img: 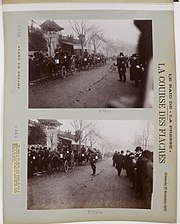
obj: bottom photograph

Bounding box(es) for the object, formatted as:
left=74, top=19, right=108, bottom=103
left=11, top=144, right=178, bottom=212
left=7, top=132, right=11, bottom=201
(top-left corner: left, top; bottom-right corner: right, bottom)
left=27, top=119, right=153, bottom=210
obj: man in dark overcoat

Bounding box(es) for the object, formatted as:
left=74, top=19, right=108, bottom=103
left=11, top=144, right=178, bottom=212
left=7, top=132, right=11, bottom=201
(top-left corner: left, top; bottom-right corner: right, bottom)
left=141, top=150, right=153, bottom=208
left=117, top=52, right=126, bottom=82
left=112, top=151, right=118, bottom=167
left=130, top=54, right=142, bottom=87
left=134, top=146, right=143, bottom=197
left=124, top=150, right=131, bottom=177
left=116, top=150, right=125, bottom=176
left=89, top=152, right=97, bottom=175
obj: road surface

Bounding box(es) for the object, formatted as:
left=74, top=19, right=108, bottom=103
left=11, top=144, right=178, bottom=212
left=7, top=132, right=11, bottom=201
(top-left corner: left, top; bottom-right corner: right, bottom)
left=28, top=158, right=145, bottom=210
left=29, top=63, right=141, bottom=108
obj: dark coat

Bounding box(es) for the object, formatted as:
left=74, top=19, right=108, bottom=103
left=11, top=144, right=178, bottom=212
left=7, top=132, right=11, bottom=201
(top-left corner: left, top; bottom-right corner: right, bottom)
left=116, top=154, right=124, bottom=168
left=113, top=153, right=118, bottom=161
left=130, top=57, right=142, bottom=81
left=124, top=154, right=131, bottom=170
left=117, top=56, right=126, bottom=73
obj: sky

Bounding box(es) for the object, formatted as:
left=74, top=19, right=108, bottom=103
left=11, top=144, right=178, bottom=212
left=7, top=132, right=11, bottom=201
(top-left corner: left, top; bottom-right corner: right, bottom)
left=30, top=19, right=140, bottom=45
left=58, top=120, right=153, bottom=151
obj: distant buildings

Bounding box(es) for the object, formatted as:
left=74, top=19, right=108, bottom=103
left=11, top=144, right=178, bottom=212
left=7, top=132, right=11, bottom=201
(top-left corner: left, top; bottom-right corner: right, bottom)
left=28, top=20, right=87, bottom=57
left=29, top=119, right=78, bottom=150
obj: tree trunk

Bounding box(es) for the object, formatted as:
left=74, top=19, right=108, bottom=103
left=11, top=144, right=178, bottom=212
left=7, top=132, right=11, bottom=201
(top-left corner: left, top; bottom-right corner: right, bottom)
left=81, top=45, right=84, bottom=57
left=93, top=41, right=96, bottom=55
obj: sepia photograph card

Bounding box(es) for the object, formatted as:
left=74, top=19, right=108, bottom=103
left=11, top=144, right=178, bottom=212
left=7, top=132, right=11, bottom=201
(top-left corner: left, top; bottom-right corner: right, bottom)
left=2, top=2, right=177, bottom=224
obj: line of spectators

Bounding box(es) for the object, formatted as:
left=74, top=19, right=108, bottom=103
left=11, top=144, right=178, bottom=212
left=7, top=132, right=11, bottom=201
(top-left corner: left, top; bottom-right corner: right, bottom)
left=112, top=146, right=153, bottom=209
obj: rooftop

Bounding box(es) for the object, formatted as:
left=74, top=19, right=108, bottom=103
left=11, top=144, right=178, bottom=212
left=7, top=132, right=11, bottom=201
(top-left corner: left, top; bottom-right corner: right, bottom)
left=38, top=119, right=63, bottom=126
left=40, top=20, right=64, bottom=32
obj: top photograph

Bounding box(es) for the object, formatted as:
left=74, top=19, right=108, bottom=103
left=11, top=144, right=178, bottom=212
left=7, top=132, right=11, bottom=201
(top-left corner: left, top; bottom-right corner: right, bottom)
left=28, top=19, right=153, bottom=108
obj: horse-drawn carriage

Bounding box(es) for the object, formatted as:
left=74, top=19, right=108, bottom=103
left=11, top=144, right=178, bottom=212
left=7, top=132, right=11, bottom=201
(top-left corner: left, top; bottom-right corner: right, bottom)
left=95, top=55, right=102, bottom=67
left=76, top=146, right=90, bottom=165
left=81, top=55, right=96, bottom=70
left=95, top=54, right=106, bottom=67
left=28, top=142, right=103, bottom=178
left=74, top=54, right=96, bottom=71
left=72, top=145, right=103, bottom=165
left=82, top=56, right=90, bottom=70
left=29, top=51, right=76, bottom=83
left=54, top=52, right=76, bottom=79
left=88, top=148, right=103, bottom=161
left=28, top=137, right=76, bottom=177
left=50, top=136, right=76, bottom=173
left=45, top=147, right=75, bottom=175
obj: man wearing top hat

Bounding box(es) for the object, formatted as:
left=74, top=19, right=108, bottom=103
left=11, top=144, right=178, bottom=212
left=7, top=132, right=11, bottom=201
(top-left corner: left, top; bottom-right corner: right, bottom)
left=117, top=52, right=126, bottom=82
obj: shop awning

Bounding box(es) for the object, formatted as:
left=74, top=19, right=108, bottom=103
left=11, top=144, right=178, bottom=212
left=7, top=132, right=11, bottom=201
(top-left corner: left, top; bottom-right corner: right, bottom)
left=60, top=41, right=76, bottom=46
left=60, top=41, right=88, bottom=50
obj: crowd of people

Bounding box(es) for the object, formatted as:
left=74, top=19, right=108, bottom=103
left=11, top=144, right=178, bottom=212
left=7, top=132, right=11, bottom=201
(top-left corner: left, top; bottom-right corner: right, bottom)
left=28, top=144, right=152, bottom=207
left=29, top=46, right=146, bottom=91
left=29, top=48, right=107, bottom=83
left=112, top=146, right=153, bottom=208
left=28, top=145, right=103, bottom=178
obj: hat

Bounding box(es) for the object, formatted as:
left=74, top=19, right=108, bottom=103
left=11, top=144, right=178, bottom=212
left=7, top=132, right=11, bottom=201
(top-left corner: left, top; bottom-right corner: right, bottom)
left=120, top=52, right=124, bottom=56
left=135, top=146, right=143, bottom=152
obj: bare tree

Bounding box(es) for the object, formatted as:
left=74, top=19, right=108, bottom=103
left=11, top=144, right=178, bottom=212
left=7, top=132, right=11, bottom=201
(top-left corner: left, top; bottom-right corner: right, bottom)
left=70, top=120, right=101, bottom=150
left=86, top=122, right=101, bottom=149
left=88, top=25, right=107, bottom=54
left=71, top=120, right=91, bottom=150
left=134, top=133, right=142, bottom=148
left=143, top=121, right=151, bottom=150
left=69, top=20, right=92, bottom=56
left=97, top=136, right=115, bottom=155
left=133, top=121, right=153, bottom=150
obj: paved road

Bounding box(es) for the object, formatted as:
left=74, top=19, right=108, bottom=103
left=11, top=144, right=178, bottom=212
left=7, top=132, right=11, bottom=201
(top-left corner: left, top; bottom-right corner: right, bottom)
left=28, top=158, right=144, bottom=210
left=29, top=63, right=141, bottom=108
